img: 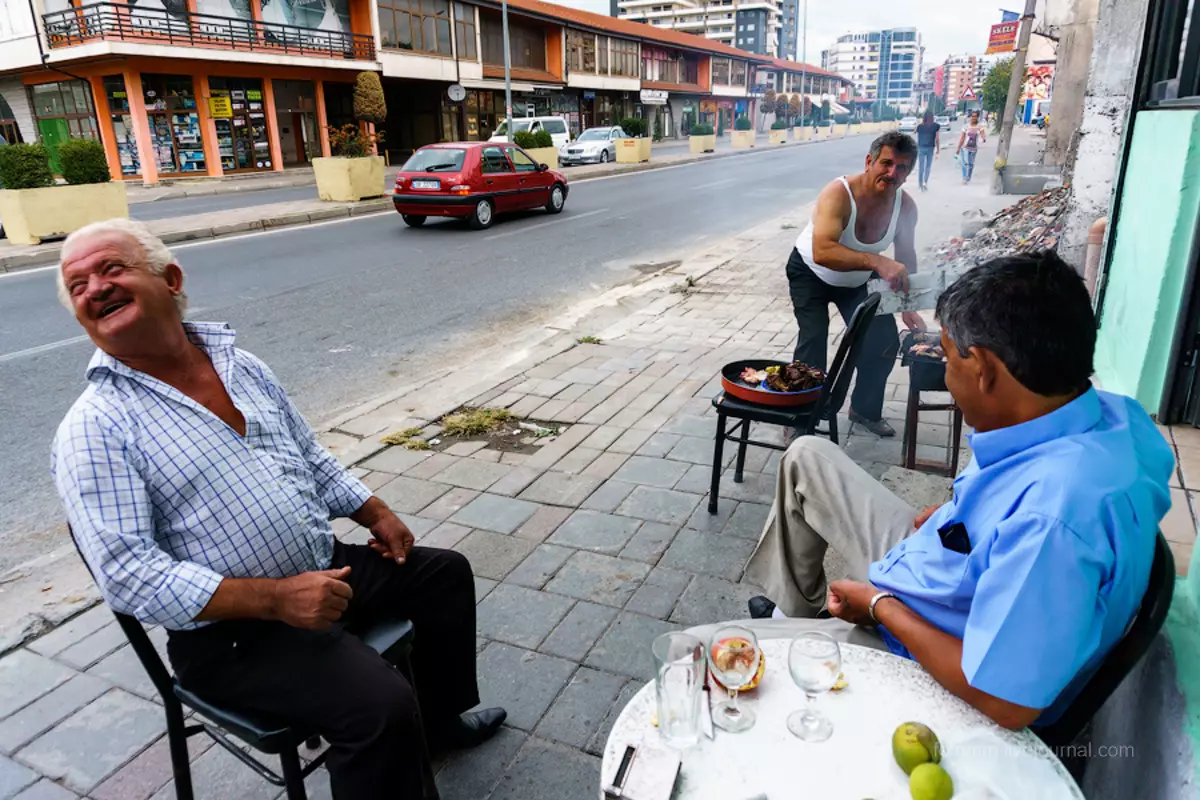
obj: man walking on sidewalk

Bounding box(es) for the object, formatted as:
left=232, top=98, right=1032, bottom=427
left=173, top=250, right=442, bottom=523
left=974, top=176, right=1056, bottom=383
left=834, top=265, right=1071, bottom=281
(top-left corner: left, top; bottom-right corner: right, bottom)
left=787, top=132, right=925, bottom=438
left=915, top=111, right=941, bottom=191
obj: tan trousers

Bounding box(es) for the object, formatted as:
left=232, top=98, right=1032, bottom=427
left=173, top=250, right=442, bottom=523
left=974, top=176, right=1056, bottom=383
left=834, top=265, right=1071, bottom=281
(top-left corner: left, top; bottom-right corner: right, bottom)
left=744, top=436, right=918, bottom=619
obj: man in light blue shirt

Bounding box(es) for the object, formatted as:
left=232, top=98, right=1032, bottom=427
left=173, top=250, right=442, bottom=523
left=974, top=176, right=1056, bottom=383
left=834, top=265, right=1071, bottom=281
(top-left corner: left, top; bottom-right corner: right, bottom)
left=742, top=251, right=1173, bottom=731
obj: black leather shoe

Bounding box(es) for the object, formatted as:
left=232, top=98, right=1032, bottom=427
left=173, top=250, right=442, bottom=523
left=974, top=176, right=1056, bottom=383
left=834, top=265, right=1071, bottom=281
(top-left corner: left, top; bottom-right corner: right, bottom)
left=433, top=708, right=507, bottom=750
left=849, top=411, right=896, bottom=438
left=748, top=596, right=776, bottom=620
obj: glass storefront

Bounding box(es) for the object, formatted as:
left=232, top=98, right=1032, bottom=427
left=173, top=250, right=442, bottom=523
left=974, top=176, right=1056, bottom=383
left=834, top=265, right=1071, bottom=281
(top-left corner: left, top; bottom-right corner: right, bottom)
left=141, top=74, right=206, bottom=175
left=103, top=76, right=140, bottom=177
left=29, top=79, right=98, bottom=174
left=209, top=77, right=273, bottom=172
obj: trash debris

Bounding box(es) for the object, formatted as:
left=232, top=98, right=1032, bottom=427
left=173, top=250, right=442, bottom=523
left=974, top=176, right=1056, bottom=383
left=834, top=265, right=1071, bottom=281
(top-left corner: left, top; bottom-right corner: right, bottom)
left=429, top=438, right=441, bottom=445
left=931, top=186, right=1068, bottom=274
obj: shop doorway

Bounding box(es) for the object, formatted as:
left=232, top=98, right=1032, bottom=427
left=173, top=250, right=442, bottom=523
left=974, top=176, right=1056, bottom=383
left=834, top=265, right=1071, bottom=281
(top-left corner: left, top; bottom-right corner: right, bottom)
left=209, top=77, right=273, bottom=172
left=382, top=78, right=444, bottom=164
left=272, top=80, right=318, bottom=167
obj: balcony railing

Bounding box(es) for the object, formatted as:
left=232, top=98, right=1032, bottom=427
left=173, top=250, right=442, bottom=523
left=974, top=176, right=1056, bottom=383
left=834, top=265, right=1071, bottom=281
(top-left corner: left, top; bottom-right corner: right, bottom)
left=43, top=2, right=375, bottom=61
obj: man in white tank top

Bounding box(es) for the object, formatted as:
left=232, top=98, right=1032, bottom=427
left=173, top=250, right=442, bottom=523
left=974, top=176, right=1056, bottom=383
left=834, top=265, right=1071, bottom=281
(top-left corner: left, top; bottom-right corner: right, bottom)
left=787, top=131, right=924, bottom=437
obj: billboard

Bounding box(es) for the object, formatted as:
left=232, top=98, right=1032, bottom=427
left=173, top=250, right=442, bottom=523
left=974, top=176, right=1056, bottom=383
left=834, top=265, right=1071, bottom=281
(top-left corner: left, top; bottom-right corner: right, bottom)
left=1022, top=65, right=1055, bottom=101
left=987, top=21, right=1018, bottom=54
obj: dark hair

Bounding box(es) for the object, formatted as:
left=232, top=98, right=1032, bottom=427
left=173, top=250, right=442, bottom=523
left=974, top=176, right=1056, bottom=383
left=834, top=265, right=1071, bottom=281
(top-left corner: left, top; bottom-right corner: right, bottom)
left=869, top=132, right=917, bottom=162
left=935, top=250, right=1096, bottom=396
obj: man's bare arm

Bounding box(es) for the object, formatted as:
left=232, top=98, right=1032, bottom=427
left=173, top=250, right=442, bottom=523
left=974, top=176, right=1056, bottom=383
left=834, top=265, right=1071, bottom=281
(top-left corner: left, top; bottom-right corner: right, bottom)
left=810, top=181, right=892, bottom=274
left=894, top=193, right=919, bottom=274
left=195, top=568, right=353, bottom=630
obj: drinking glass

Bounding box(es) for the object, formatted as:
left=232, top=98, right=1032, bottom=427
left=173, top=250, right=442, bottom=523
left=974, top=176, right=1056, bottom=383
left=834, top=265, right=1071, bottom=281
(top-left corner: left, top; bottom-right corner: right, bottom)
left=652, top=632, right=705, bottom=749
left=707, top=625, right=761, bottom=733
left=787, top=632, right=842, bottom=742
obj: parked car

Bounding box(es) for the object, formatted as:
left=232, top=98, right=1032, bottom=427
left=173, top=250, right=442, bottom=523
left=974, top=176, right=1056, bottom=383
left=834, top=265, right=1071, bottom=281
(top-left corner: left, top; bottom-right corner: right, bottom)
left=488, top=116, right=571, bottom=149
left=392, top=142, right=569, bottom=230
left=934, top=115, right=951, bottom=129
left=559, top=126, right=627, bottom=165
left=898, top=116, right=919, bottom=133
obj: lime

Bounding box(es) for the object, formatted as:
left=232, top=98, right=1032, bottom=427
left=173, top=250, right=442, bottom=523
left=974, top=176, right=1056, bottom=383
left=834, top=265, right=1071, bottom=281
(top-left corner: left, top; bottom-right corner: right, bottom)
left=909, top=763, right=954, bottom=800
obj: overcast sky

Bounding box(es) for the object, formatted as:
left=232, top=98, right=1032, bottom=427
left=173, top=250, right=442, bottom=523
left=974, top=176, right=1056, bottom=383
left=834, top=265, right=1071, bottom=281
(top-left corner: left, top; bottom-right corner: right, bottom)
left=795, top=1, right=1012, bottom=67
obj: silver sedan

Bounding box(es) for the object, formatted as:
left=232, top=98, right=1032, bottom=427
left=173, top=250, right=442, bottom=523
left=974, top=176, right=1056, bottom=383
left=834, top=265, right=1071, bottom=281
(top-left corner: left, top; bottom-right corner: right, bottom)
left=559, top=126, right=628, bottom=166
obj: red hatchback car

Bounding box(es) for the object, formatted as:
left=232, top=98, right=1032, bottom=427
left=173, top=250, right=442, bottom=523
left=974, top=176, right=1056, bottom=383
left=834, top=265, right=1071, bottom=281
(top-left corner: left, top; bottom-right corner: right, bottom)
left=392, top=142, right=569, bottom=230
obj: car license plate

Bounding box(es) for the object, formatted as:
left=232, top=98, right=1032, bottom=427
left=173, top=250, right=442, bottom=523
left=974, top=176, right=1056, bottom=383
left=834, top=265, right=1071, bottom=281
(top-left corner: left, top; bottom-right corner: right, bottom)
left=412, top=179, right=439, bottom=189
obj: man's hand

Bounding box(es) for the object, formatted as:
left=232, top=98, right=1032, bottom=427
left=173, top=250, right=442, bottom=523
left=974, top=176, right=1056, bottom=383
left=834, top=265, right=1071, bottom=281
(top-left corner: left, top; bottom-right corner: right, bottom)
left=271, top=568, right=353, bottom=630
left=901, top=312, right=927, bottom=332
left=351, top=496, right=415, bottom=564
left=914, top=504, right=942, bottom=529
left=873, top=257, right=910, bottom=292
left=827, top=580, right=881, bottom=627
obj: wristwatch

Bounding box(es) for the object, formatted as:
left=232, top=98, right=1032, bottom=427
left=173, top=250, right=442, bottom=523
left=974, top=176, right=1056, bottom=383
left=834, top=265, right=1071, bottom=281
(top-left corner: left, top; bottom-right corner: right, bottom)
left=869, top=591, right=899, bottom=624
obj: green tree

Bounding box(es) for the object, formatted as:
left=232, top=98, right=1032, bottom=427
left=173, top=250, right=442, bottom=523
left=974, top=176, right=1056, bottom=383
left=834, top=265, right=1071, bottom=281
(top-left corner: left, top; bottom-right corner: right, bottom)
left=982, top=57, right=1014, bottom=120
left=353, top=71, right=387, bottom=125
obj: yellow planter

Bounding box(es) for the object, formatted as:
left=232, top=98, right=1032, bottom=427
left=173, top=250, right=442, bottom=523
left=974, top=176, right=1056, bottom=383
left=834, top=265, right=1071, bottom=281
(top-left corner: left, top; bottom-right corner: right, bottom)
left=524, top=147, right=558, bottom=169
left=769, top=129, right=788, bottom=145
left=616, top=137, right=651, bottom=163
left=689, top=134, right=716, bottom=154
left=830, top=125, right=846, bottom=139
left=794, top=127, right=813, bottom=142
left=814, top=126, right=830, bottom=140
left=313, top=155, right=385, bottom=202
left=0, top=182, right=128, bottom=245
left=731, top=129, right=756, bottom=149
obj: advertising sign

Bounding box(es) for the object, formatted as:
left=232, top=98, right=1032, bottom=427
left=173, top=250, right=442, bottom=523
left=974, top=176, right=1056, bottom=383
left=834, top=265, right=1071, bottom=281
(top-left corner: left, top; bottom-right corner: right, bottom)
left=208, top=96, right=233, bottom=117
left=987, top=21, right=1018, bottom=54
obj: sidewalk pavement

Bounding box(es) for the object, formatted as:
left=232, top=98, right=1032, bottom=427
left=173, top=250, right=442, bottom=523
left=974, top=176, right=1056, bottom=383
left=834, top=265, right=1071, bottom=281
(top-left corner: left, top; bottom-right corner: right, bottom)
left=1, top=139, right=1191, bottom=800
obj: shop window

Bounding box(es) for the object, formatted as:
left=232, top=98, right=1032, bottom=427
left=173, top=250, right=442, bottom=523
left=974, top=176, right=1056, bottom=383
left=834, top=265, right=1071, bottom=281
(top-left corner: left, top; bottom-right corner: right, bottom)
left=731, top=60, right=747, bottom=86
left=480, top=12, right=546, bottom=70
left=712, top=57, right=731, bottom=85
left=611, top=38, right=638, bottom=77
left=209, top=76, right=271, bottom=172
left=140, top=74, right=205, bottom=174
left=454, top=3, right=476, bottom=59
left=567, top=29, right=596, bottom=74
left=102, top=76, right=139, bottom=177
left=379, top=0, right=452, bottom=55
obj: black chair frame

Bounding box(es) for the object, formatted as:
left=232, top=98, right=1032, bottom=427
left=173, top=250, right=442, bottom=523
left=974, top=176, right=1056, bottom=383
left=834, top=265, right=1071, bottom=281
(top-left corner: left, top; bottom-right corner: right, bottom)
left=708, top=293, right=883, bottom=513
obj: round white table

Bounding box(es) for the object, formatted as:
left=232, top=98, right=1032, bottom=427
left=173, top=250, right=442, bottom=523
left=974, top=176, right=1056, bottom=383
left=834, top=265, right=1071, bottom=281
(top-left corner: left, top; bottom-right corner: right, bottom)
left=601, top=639, right=1085, bottom=800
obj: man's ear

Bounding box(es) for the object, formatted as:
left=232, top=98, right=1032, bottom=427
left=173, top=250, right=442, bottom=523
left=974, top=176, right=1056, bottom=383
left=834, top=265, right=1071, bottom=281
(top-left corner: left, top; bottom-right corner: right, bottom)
left=971, top=346, right=1002, bottom=395
left=163, top=263, right=185, bottom=298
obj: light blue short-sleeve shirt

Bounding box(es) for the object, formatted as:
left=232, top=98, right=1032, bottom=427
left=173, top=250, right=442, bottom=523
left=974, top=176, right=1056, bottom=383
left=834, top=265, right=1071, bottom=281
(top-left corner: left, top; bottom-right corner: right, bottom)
left=868, top=389, right=1174, bottom=724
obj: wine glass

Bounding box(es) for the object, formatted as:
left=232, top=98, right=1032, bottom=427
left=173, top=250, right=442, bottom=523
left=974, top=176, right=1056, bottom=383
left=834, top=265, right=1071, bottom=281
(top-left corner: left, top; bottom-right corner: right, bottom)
left=707, top=625, right=761, bottom=733
left=787, top=631, right=842, bottom=742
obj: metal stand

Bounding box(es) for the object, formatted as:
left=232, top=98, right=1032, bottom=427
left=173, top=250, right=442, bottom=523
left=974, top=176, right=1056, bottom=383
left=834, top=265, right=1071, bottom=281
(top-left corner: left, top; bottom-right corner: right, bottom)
left=902, top=383, right=964, bottom=477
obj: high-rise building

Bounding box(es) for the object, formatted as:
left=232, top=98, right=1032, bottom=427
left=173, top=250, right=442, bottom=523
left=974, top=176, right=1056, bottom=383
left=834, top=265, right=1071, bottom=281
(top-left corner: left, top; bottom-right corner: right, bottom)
left=820, top=27, right=923, bottom=110
left=617, top=0, right=784, bottom=57
left=940, top=55, right=991, bottom=105
left=779, top=0, right=799, bottom=61
left=540, top=0, right=619, bottom=16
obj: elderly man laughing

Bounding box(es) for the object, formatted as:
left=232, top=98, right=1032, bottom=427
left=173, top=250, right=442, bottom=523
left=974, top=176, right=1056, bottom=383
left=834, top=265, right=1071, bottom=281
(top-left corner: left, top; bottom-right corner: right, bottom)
left=51, top=218, right=503, bottom=799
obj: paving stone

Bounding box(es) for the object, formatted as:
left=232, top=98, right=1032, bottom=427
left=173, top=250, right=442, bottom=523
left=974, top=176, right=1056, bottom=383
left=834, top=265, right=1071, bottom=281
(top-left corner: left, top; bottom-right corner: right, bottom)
left=550, top=446, right=601, bottom=475
left=585, top=680, right=643, bottom=756
left=580, top=480, right=637, bottom=513
left=580, top=451, right=628, bottom=480
left=399, top=515, right=439, bottom=539
left=518, top=473, right=603, bottom=507
left=0, top=651, right=77, bottom=719
left=85, top=644, right=158, bottom=702
left=546, top=510, right=640, bottom=555
left=12, top=779, right=76, bottom=800
left=659, top=415, right=716, bottom=438
left=523, top=424, right=598, bottom=471
left=413, top=487, right=479, bottom=521
left=513, top=506, right=572, bottom=543
left=432, top=726, right=527, bottom=799
left=556, top=367, right=609, bottom=385
left=670, top=575, right=763, bottom=627
left=358, top=470, right=394, bottom=491
left=684, top=500, right=734, bottom=533
left=584, top=612, right=677, bottom=681
left=539, top=602, right=618, bottom=662
left=544, top=552, right=650, bottom=608
left=672, top=463, right=715, bottom=495
left=667, top=435, right=731, bottom=466
left=430, top=459, right=512, bottom=492
left=471, top=448, right=504, bottom=463
left=357, top=447, right=431, bottom=475
left=449, top=494, right=539, bottom=534
left=714, top=469, right=776, bottom=504
left=0, top=675, right=110, bottom=754
left=624, top=579, right=685, bottom=620
left=635, top=432, right=682, bottom=457
left=419, top=522, right=472, bottom=550
left=616, top=486, right=702, bottom=526
left=0, top=755, right=38, bottom=800
left=54, top=624, right=129, bottom=671
left=659, top=528, right=755, bottom=581
left=579, top=426, right=625, bottom=451
left=475, top=584, right=574, bottom=649
left=505, top=544, right=575, bottom=589
left=724, top=502, right=771, bottom=541
left=475, top=644, right=577, bottom=732
left=611, top=456, right=692, bottom=488
left=618, top=522, right=678, bottom=565
left=452, top=531, right=536, bottom=580
left=402, top=452, right=459, bottom=480
left=489, top=737, right=602, bottom=800
left=17, top=690, right=165, bottom=793
left=374, top=475, right=451, bottom=515
left=474, top=577, right=498, bottom=603
left=27, top=606, right=112, bottom=659
left=445, top=441, right=486, bottom=457
left=157, top=740, right=279, bottom=800
left=487, top=467, right=544, bottom=498
left=535, top=668, right=629, bottom=749
left=608, top=429, right=653, bottom=454
left=645, top=565, right=694, bottom=594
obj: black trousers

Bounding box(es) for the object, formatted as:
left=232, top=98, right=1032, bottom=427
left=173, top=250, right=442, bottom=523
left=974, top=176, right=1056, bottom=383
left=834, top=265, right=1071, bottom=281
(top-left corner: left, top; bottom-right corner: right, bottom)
left=168, top=544, right=478, bottom=800
left=786, top=248, right=898, bottom=421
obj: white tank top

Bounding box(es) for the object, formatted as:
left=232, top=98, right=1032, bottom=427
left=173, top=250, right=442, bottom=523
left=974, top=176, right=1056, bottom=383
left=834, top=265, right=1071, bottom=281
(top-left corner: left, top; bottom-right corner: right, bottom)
left=796, top=176, right=904, bottom=288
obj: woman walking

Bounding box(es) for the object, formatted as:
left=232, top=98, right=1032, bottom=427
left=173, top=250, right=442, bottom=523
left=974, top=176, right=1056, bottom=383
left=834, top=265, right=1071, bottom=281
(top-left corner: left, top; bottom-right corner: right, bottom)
left=956, top=111, right=987, bottom=184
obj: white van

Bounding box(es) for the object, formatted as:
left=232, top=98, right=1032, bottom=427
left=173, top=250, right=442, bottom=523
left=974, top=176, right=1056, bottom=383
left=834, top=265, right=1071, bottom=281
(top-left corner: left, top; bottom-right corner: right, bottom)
left=489, top=116, right=571, bottom=149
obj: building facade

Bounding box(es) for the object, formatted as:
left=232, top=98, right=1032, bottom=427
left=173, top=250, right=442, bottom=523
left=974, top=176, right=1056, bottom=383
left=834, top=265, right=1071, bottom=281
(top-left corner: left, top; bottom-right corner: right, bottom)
left=820, top=27, right=922, bottom=111
left=616, top=0, right=782, bottom=58
left=939, top=54, right=990, bottom=106
left=777, top=0, right=796, bottom=60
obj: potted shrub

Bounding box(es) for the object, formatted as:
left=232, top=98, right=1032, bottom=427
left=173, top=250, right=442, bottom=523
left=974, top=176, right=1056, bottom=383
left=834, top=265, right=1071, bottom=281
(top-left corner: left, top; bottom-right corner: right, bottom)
left=313, top=71, right=386, bottom=202
left=616, top=117, right=651, bottom=163
left=769, top=120, right=789, bottom=145
left=689, top=123, right=715, bottom=154
left=0, top=140, right=127, bottom=245
left=731, top=115, right=755, bottom=149
left=516, top=128, right=558, bottom=169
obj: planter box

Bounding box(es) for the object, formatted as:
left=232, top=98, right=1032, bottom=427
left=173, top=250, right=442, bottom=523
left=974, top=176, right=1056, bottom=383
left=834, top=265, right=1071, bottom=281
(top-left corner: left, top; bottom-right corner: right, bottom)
left=0, top=182, right=128, bottom=245
left=731, top=129, right=755, bottom=149
left=689, top=134, right=716, bottom=154
left=313, top=155, right=385, bottom=202
left=616, top=137, right=651, bottom=163
left=524, top=147, right=558, bottom=169
left=814, top=126, right=831, bottom=140
left=794, top=127, right=813, bottom=142
left=830, top=125, right=846, bottom=139
left=769, top=129, right=788, bottom=145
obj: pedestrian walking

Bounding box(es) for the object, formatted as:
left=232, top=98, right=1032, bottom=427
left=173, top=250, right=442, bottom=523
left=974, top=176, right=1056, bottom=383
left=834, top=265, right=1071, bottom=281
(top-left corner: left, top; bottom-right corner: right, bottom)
left=956, top=110, right=987, bottom=184
left=915, top=110, right=941, bottom=191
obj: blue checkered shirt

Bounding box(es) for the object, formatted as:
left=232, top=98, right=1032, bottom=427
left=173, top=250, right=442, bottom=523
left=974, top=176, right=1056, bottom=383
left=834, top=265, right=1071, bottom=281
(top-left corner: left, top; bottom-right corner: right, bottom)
left=51, top=322, right=372, bottom=630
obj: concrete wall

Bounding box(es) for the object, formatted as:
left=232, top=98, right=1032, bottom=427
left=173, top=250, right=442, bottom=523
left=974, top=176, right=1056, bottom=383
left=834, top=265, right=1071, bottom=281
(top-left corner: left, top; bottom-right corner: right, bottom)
left=1060, top=0, right=1150, bottom=269
left=0, top=76, right=34, bottom=143
left=1094, top=110, right=1200, bottom=416
left=1036, top=0, right=1101, bottom=166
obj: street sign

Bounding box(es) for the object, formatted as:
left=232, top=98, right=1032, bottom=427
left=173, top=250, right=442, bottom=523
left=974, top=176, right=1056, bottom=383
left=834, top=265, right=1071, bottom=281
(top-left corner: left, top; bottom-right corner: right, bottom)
left=987, top=21, right=1018, bottom=53
left=639, top=89, right=668, bottom=105
left=208, top=96, right=233, bottom=118
left=960, top=86, right=978, bottom=101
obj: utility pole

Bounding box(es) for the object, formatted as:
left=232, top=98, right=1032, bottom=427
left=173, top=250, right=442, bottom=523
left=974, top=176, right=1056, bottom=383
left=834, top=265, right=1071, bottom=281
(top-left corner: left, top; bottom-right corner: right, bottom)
left=502, top=0, right=513, bottom=142
left=798, top=0, right=807, bottom=126
left=991, top=0, right=1037, bottom=194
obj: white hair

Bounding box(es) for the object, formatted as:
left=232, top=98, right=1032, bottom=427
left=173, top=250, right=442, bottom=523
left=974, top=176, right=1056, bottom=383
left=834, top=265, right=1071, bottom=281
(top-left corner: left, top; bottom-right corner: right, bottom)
left=57, top=218, right=189, bottom=316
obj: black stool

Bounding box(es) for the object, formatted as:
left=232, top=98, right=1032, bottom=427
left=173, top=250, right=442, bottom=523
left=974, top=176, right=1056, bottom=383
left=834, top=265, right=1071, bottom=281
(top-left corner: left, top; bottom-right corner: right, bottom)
left=901, top=345, right=964, bottom=477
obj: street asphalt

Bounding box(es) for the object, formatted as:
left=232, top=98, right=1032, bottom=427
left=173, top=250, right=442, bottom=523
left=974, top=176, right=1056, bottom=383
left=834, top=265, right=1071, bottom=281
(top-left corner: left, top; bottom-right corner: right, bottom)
left=0, top=135, right=872, bottom=573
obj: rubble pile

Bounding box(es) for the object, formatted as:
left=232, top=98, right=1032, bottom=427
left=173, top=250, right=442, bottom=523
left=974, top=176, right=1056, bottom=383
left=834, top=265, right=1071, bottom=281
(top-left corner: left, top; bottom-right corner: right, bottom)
left=930, top=186, right=1069, bottom=271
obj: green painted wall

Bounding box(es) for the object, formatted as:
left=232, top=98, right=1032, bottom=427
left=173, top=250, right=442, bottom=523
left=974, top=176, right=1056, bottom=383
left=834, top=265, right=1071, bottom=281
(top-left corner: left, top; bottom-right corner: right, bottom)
left=1167, top=578, right=1200, bottom=789
left=1095, top=110, right=1200, bottom=414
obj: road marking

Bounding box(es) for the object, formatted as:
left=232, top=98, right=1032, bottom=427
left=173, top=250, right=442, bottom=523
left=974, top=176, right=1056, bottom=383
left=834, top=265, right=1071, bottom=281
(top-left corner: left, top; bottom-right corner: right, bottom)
left=0, top=335, right=90, bottom=364
left=483, top=208, right=609, bottom=241
left=691, top=178, right=736, bottom=190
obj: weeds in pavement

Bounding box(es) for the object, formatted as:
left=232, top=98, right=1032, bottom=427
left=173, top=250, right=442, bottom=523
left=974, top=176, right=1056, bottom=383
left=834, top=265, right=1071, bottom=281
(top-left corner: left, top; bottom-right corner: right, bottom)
left=380, top=426, right=430, bottom=450
left=577, top=336, right=603, bottom=345
left=781, top=222, right=797, bottom=230
left=441, top=407, right=515, bottom=437
left=670, top=276, right=698, bottom=295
